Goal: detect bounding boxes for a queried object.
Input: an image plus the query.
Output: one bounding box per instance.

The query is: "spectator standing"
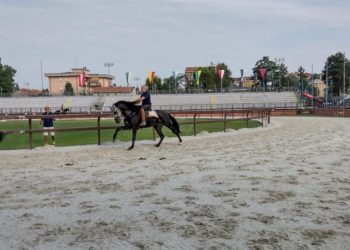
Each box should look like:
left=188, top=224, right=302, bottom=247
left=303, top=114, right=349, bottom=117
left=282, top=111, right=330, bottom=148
left=41, top=106, right=56, bottom=146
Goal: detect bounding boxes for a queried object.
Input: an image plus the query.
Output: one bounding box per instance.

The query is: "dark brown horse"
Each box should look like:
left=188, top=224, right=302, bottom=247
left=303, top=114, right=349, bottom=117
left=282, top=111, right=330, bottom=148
left=111, top=101, right=182, bottom=150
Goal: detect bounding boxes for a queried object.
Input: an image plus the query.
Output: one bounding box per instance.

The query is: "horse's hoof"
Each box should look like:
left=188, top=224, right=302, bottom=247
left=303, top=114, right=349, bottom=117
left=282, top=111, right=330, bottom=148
left=127, top=147, right=134, bottom=151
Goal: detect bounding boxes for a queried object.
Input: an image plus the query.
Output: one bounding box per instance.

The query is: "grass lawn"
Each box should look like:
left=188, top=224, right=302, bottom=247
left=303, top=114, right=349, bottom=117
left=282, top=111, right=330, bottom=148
left=0, top=118, right=261, bottom=150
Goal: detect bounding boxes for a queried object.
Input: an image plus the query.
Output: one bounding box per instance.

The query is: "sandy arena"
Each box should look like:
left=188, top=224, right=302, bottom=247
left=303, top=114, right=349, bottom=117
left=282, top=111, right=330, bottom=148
left=0, top=117, right=349, bottom=249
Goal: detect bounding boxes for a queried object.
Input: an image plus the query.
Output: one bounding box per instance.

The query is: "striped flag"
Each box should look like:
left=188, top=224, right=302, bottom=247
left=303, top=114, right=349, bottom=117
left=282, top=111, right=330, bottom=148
left=126, top=72, right=131, bottom=86
left=148, top=71, right=155, bottom=83
left=217, top=69, right=225, bottom=79
left=194, top=70, right=201, bottom=85
left=259, top=67, right=266, bottom=79
left=78, top=73, right=85, bottom=87
left=172, top=70, right=178, bottom=78
left=240, top=69, right=244, bottom=82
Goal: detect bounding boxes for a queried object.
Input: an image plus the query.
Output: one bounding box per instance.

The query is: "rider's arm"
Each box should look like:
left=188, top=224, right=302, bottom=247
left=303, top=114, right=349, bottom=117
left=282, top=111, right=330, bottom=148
left=131, top=96, right=145, bottom=104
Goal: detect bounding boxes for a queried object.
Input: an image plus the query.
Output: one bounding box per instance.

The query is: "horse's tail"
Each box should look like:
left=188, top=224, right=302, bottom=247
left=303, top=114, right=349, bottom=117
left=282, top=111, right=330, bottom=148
left=168, top=113, right=181, bottom=134
left=0, top=131, right=5, bottom=143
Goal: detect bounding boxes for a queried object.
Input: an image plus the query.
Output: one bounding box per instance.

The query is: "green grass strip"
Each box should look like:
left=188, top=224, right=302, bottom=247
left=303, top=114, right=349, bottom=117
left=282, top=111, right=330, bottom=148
left=0, top=118, right=261, bottom=150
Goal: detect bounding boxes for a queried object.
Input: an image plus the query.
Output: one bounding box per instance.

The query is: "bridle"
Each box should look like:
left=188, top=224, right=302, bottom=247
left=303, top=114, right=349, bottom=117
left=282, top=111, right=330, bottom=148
left=111, top=104, right=122, bottom=123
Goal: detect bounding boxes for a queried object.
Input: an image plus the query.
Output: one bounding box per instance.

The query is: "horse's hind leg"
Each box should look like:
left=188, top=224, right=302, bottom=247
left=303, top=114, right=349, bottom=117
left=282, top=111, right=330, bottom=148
left=153, top=124, right=165, bottom=147
left=164, top=122, right=182, bottom=143
left=176, top=132, right=182, bottom=143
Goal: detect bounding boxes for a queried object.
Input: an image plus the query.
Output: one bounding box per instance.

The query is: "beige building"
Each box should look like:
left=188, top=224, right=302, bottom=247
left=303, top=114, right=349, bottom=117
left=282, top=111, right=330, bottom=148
left=45, top=67, right=114, bottom=95
left=310, top=79, right=327, bottom=97
left=233, top=77, right=258, bottom=88
left=92, top=86, right=136, bottom=96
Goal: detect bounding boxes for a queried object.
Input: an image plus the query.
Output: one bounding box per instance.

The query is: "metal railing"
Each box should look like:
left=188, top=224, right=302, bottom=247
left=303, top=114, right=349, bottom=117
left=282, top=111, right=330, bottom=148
left=0, top=102, right=301, bottom=115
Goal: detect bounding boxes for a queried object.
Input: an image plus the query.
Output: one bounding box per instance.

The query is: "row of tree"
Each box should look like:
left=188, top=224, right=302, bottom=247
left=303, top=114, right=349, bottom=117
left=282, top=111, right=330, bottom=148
left=1, top=52, right=350, bottom=96
left=0, top=58, right=18, bottom=95
left=144, top=52, right=350, bottom=95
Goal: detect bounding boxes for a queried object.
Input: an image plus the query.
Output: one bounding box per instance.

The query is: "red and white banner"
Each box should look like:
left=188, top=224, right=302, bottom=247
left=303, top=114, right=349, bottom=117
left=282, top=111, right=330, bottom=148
left=78, top=73, right=85, bottom=87
left=217, top=69, right=225, bottom=79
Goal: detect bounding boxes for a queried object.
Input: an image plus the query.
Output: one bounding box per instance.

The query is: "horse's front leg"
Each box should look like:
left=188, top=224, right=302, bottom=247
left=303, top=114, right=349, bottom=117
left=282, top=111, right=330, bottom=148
left=112, top=126, right=126, bottom=143
left=128, top=127, right=138, bottom=150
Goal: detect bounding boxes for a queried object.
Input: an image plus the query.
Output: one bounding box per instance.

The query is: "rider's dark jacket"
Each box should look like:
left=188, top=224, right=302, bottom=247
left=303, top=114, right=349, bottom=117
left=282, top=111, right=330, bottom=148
left=141, top=91, right=152, bottom=110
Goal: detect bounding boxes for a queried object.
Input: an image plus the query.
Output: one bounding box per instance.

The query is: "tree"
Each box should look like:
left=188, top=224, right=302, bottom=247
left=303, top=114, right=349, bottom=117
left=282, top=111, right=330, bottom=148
left=296, top=66, right=308, bottom=91
left=0, top=58, right=17, bottom=95
left=297, top=66, right=307, bottom=82
left=161, top=62, right=233, bottom=92
left=322, top=52, right=350, bottom=95
left=252, top=56, right=289, bottom=87
left=64, top=82, right=74, bottom=96
left=145, top=76, right=162, bottom=91
left=162, top=76, right=175, bottom=92
left=163, top=73, right=187, bottom=93
left=191, top=62, right=232, bottom=91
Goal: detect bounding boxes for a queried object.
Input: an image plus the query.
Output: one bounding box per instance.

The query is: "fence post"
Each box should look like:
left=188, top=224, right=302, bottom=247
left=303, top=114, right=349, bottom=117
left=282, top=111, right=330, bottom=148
left=193, top=113, right=198, bottom=136
left=97, top=115, right=101, bottom=145
left=246, top=111, right=249, bottom=128
left=29, top=118, right=33, bottom=149
left=224, top=112, right=228, bottom=132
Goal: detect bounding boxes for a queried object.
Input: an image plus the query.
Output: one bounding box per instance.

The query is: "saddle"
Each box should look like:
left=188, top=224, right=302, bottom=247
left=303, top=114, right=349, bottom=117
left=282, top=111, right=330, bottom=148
left=146, top=110, right=159, bottom=119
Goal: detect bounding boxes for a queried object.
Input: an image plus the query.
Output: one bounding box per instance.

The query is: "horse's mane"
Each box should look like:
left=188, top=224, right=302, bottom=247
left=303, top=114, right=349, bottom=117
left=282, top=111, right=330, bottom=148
left=114, top=100, right=139, bottom=112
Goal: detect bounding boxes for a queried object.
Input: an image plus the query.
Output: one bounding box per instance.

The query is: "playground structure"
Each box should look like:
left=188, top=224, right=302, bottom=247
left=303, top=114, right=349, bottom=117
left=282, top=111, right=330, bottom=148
left=302, top=91, right=324, bottom=107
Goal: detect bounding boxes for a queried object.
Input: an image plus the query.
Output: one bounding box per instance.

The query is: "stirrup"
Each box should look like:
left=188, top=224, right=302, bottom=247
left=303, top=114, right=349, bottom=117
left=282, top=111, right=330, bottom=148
left=140, top=122, right=146, bottom=127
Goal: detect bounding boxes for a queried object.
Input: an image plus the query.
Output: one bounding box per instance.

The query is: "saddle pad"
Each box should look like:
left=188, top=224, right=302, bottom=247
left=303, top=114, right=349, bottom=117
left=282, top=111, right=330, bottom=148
left=147, top=111, right=159, bottom=119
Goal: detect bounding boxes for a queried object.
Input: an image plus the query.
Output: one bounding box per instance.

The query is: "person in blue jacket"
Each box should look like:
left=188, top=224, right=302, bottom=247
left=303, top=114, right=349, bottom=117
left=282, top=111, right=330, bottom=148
left=40, top=106, right=56, bottom=146
left=132, top=85, right=152, bottom=127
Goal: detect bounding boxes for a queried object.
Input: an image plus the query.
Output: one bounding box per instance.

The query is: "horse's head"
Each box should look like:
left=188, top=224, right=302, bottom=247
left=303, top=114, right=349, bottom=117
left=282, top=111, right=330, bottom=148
left=111, top=103, right=122, bottom=123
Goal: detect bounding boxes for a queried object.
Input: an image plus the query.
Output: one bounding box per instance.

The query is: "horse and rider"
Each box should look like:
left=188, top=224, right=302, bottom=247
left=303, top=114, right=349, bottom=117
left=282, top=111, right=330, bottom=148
left=111, top=84, right=182, bottom=150
left=1, top=85, right=182, bottom=150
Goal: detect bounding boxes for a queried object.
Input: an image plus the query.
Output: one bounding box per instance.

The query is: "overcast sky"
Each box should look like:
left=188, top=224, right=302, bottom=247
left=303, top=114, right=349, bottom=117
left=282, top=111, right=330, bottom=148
left=1, top=0, right=349, bottom=89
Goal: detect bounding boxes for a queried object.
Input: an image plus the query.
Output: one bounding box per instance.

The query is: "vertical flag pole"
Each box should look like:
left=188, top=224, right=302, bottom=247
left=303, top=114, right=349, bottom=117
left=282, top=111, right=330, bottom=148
left=343, top=52, right=346, bottom=113
left=220, top=77, right=223, bottom=93
left=217, top=69, right=224, bottom=93
left=173, top=71, right=177, bottom=94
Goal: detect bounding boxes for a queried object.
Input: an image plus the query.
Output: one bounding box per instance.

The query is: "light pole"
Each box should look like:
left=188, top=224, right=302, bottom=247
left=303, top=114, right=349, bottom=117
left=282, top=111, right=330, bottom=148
left=104, top=62, right=114, bottom=75
left=275, top=57, right=285, bottom=90
left=40, top=58, right=44, bottom=92
left=343, top=52, right=346, bottom=112
left=311, top=64, right=314, bottom=108
left=133, top=77, right=140, bottom=93
left=326, top=62, right=328, bottom=108
left=275, top=58, right=284, bottom=90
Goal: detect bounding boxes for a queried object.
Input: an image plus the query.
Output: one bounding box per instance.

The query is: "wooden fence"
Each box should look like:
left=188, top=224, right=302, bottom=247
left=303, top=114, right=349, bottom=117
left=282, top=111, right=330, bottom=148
left=0, top=109, right=271, bottom=149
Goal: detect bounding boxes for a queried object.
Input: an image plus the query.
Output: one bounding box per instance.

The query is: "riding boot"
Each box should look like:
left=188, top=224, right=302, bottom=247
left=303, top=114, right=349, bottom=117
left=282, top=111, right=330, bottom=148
left=140, top=108, right=146, bottom=127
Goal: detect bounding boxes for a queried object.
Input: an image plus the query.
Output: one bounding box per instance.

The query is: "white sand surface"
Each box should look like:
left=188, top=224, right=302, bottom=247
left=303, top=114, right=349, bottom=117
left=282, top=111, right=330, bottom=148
left=0, top=117, right=349, bottom=249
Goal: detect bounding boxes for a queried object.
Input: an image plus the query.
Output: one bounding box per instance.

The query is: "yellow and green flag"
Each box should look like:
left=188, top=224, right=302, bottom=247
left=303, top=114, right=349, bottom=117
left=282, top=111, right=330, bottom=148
left=148, top=71, right=155, bottom=83
left=194, top=70, right=201, bottom=85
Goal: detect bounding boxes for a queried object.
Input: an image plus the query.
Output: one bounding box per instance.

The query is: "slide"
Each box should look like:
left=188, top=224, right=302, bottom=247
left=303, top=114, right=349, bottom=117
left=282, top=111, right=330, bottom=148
left=303, top=91, right=323, bottom=107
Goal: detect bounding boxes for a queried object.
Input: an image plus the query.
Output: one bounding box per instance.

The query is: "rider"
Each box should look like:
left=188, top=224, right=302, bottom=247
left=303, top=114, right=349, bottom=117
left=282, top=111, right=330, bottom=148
left=132, top=84, right=152, bottom=127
